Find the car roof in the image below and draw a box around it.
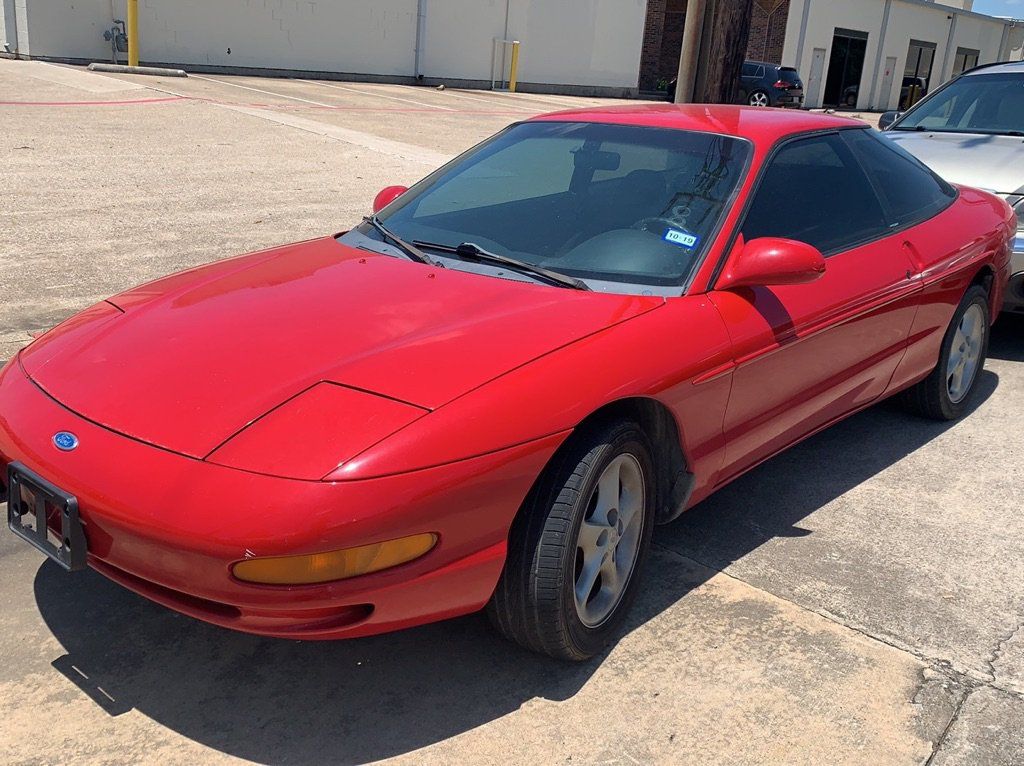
[961,60,1024,77]
[528,104,863,149]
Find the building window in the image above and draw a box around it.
[903,39,936,109]
[823,28,869,108]
[953,47,980,75]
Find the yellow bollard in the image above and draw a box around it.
[508,41,520,93]
[127,0,139,67]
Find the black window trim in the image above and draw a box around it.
[702,125,958,292]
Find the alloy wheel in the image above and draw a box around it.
[749,92,770,107]
[946,303,985,403]
[573,453,645,628]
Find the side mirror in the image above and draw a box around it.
[717,237,826,291]
[879,111,901,130]
[372,185,409,214]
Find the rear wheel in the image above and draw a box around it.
[748,90,770,107]
[487,419,655,660]
[899,285,990,420]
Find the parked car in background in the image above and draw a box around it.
[881,61,1024,314]
[666,61,804,108]
[2,107,1012,662]
[841,77,926,110]
[900,76,929,109]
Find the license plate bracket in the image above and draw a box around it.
[7,462,87,571]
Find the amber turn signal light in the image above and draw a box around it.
[232,533,438,585]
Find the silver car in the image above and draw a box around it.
[880,61,1024,314]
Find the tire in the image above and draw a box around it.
[748,90,771,107]
[487,419,656,660]
[899,285,990,420]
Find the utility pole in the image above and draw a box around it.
[676,0,754,104]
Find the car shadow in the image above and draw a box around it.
[31,368,1002,764]
[990,312,1024,362]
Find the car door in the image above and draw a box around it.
[708,130,922,483]
[738,63,758,101]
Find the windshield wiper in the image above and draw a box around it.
[362,216,440,267]
[415,240,590,290]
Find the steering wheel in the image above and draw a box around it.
[632,217,681,235]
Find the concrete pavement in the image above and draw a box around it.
[1,59,1023,765]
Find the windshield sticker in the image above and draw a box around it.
[664,228,699,249]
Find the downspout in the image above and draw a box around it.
[867,0,892,109]
[940,12,958,83]
[2,0,20,55]
[413,0,426,79]
[794,0,811,72]
[500,0,511,89]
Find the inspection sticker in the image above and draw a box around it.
[664,228,699,248]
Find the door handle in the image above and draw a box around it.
[901,240,925,274]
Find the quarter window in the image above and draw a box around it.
[741,132,889,254]
[842,129,955,228]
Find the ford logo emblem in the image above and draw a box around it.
[52,432,79,451]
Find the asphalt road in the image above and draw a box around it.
[1,59,1022,765]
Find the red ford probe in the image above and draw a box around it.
[1,106,1013,660]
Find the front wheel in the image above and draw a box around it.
[899,285,990,420]
[487,420,655,660]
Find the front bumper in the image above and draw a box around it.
[0,357,566,639]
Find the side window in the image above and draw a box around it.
[742,133,889,254]
[742,63,758,78]
[842,129,955,227]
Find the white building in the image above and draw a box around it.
[783,0,1024,110]
[1,0,1022,102]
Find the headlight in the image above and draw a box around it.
[231,533,438,585]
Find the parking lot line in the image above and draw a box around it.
[440,89,538,112]
[219,103,451,166]
[298,79,458,112]
[189,74,339,107]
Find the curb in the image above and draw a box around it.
[88,63,187,78]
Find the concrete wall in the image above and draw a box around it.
[7,0,647,92]
[784,0,1022,110]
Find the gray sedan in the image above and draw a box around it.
[880,61,1024,314]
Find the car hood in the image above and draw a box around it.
[22,237,662,459]
[886,131,1024,196]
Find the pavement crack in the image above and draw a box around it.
[923,685,975,766]
[983,616,1024,683]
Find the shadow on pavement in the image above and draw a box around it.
[990,312,1024,362]
[32,370,1001,764]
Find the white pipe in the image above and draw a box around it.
[414,0,427,78]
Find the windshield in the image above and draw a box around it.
[348,122,751,291]
[894,72,1024,135]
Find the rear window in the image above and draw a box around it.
[779,68,801,84]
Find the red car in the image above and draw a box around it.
[1,106,1013,660]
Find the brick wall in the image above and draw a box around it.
[639,0,688,91]
[746,0,790,64]
[640,0,668,90]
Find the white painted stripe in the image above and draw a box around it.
[10,61,145,93]
[298,79,457,111]
[219,104,452,166]
[190,74,337,107]
[442,89,538,112]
